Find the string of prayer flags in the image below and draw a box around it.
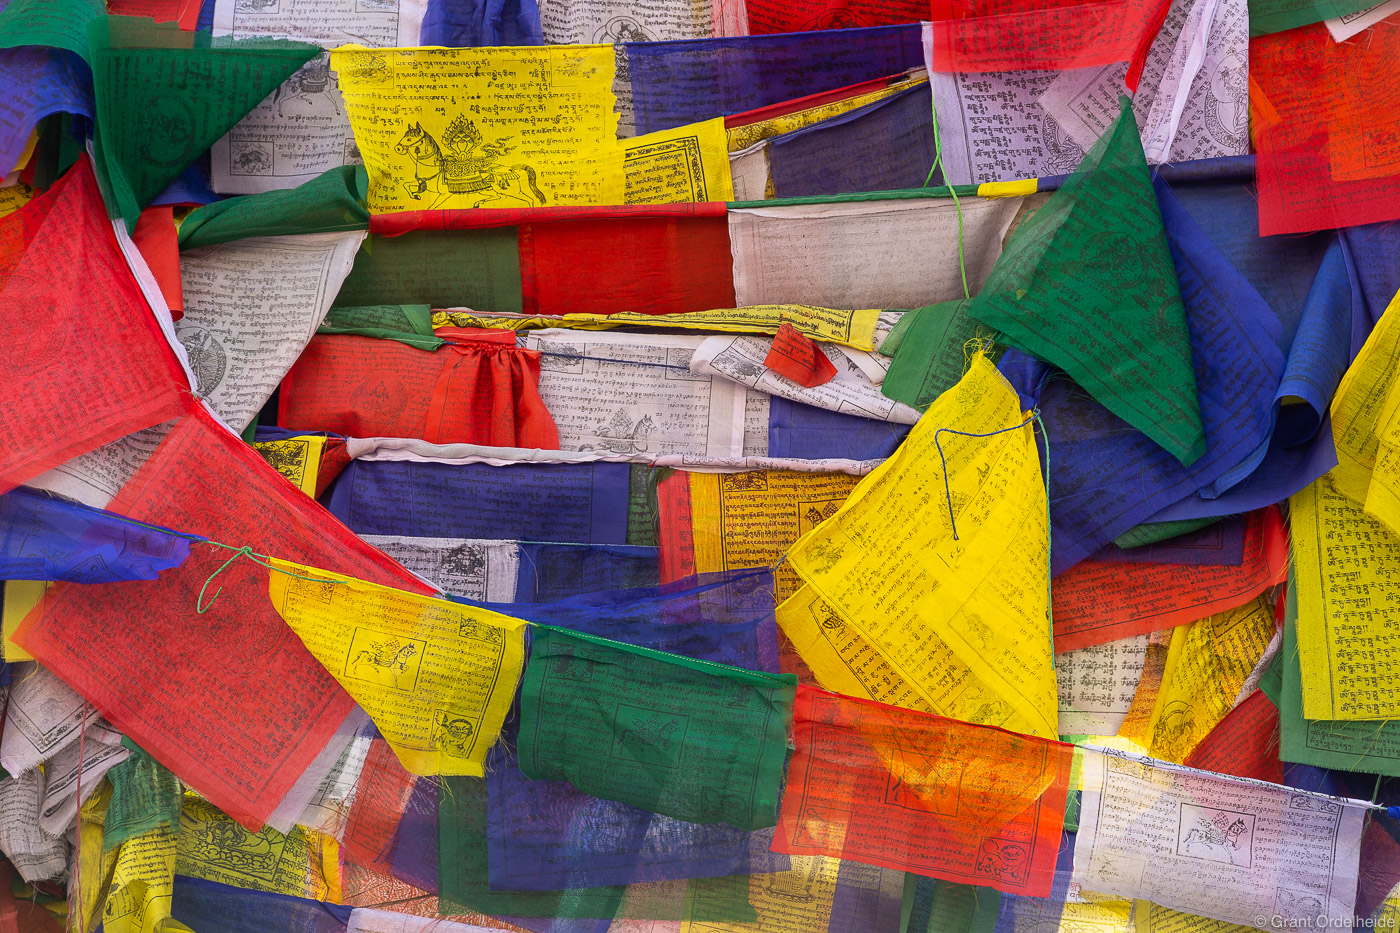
[517,626,796,832]
[765,323,838,387]
[279,332,559,449]
[12,409,431,830]
[774,687,1073,896]
[1073,748,1367,928]
[267,560,527,776]
[1252,23,1400,236]
[1050,506,1288,651]
[0,486,192,583]
[0,157,189,492]
[332,45,624,213]
[923,0,1172,90]
[970,98,1205,467]
[786,353,1059,739]
[90,17,319,227]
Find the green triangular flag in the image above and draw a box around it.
[0,0,105,62]
[968,96,1206,467]
[91,16,318,228]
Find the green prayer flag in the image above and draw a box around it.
[104,744,182,851]
[1247,0,1375,35]
[334,230,523,312]
[969,96,1206,467]
[518,627,796,832]
[882,300,1001,412]
[91,17,318,228]
[1112,516,1218,550]
[1280,582,1400,776]
[178,166,369,250]
[627,465,662,548]
[1257,651,1283,708]
[318,305,443,350]
[902,876,1001,933]
[0,0,104,62]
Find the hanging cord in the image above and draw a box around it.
[195,542,347,614]
[924,93,971,300]
[932,411,1056,667]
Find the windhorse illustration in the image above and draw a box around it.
[595,411,654,453]
[352,638,418,675]
[394,115,546,208]
[1181,814,1249,864]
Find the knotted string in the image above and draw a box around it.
[195,541,346,614]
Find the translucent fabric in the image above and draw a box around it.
[176,166,369,250]
[971,98,1204,467]
[0,486,192,582]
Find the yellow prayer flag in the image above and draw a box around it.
[625,117,733,204]
[0,181,34,221]
[104,829,182,933]
[332,45,624,213]
[688,470,861,602]
[268,560,527,775]
[1291,472,1400,720]
[776,584,1042,735]
[1330,288,1400,535]
[176,795,334,899]
[1145,597,1276,763]
[252,435,326,496]
[724,77,924,153]
[434,305,883,350]
[787,353,1058,738]
[2,579,42,662]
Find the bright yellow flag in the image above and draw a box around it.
[625,117,733,204]
[1291,472,1400,720]
[332,45,624,213]
[786,353,1058,738]
[268,560,527,775]
[1330,288,1400,534]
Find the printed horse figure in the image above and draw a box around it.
[393,120,546,208]
[354,640,418,674]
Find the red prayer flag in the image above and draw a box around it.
[774,686,1073,897]
[131,205,183,319]
[105,0,202,28]
[279,333,560,448]
[0,158,189,492]
[745,0,925,34]
[1051,507,1289,652]
[12,408,431,830]
[765,323,838,387]
[656,470,697,583]
[1253,23,1400,235]
[341,737,420,873]
[1181,691,1283,784]
[925,0,1173,91]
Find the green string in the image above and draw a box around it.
[195,541,346,614]
[924,92,971,301]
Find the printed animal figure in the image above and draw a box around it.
[232,145,272,175]
[353,639,418,674]
[975,839,1028,883]
[1182,815,1248,863]
[594,411,654,453]
[393,117,546,208]
[273,58,340,117]
[616,713,683,759]
[234,0,279,10]
[802,501,841,527]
